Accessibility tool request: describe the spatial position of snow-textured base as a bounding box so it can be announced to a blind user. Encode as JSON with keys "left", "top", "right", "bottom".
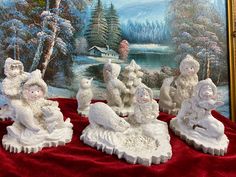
{"left": 2, "top": 120, "right": 73, "bottom": 153}
{"left": 80, "top": 122, "right": 172, "bottom": 166}
{"left": 170, "top": 118, "right": 229, "bottom": 155}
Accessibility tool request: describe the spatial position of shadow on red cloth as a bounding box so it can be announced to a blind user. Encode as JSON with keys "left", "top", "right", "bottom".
{"left": 0, "top": 98, "right": 236, "bottom": 177}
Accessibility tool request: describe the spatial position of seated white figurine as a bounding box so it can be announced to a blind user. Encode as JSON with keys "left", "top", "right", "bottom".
{"left": 170, "top": 78, "right": 229, "bottom": 155}
{"left": 1, "top": 58, "right": 29, "bottom": 120}
{"left": 159, "top": 54, "right": 199, "bottom": 114}
{"left": 81, "top": 84, "right": 172, "bottom": 166}
{"left": 76, "top": 78, "right": 93, "bottom": 117}
{"left": 2, "top": 70, "right": 73, "bottom": 153}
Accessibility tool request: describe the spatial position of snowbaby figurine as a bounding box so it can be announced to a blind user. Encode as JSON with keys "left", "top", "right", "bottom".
{"left": 159, "top": 54, "right": 199, "bottom": 114}
{"left": 76, "top": 78, "right": 93, "bottom": 116}
{"left": 133, "top": 84, "right": 159, "bottom": 124}
{"left": 176, "top": 78, "right": 224, "bottom": 138}
{"left": 81, "top": 84, "right": 172, "bottom": 165}
{"left": 131, "top": 84, "right": 168, "bottom": 140}
{"left": 170, "top": 78, "right": 229, "bottom": 155}
{"left": 173, "top": 54, "right": 200, "bottom": 108}
{"left": 2, "top": 58, "right": 28, "bottom": 100}
{"left": 103, "top": 59, "right": 129, "bottom": 112}
{"left": 1, "top": 58, "right": 29, "bottom": 120}
{"left": 2, "top": 70, "right": 73, "bottom": 153}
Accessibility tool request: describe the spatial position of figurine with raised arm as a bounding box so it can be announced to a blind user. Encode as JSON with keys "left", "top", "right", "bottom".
{"left": 2, "top": 70, "right": 73, "bottom": 153}
{"left": 170, "top": 78, "right": 229, "bottom": 155}
{"left": 76, "top": 78, "right": 93, "bottom": 117}
{"left": 103, "top": 59, "right": 129, "bottom": 113}
{"left": 1, "top": 58, "right": 29, "bottom": 120}
{"left": 159, "top": 54, "right": 199, "bottom": 114}
{"left": 81, "top": 84, "right": 172, "bottom": 166}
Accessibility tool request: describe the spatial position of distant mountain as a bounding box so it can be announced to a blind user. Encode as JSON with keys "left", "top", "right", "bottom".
{"left": 117, "top": 1, "right": 169, "bottom": 23}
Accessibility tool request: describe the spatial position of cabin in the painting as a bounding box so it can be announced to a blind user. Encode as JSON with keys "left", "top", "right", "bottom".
{"left": 88, "top": 46, "right": 119, "bottom": 59}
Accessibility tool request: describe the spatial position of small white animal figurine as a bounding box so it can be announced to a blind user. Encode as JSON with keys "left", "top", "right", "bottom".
{"left": 2, "top": 69, "right": 73, "bottom": 153}
{"left": 1, "top": 58, "right": 29, "bottom": 119}
{"left": 170, "top": 78, "right": 229, "bottom": 156}
{"left": 81, "top": 85, "right": 172, "bottom": 166}
{"left": 103, "top": 59, "right": 129, "bottom": 112}
{"left": 76, "top": 78, "right": 93, "bottom": 117}
{"left": 88, "top": 102, "right": 130, "bottom": 132}
{"left": 159, "top": 54, "right": 199, "bottom": 114}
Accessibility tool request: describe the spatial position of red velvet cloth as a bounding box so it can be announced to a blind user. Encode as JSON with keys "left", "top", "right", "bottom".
{"left": 0, "top": 98, "right": 236, "bottom": 177}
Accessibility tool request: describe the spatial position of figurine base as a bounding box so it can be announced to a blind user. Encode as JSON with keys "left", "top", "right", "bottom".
{"left": 170, "top": 118, "right": 229, "bottom": 155}
{"left": 2, "top": 119, "right": 73, "bottom": 153}
{"left": 80, "top": 120, "right": 172, "bottom": 166}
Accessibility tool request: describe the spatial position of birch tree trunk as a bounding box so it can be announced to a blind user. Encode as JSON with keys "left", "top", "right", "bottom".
{"left": 41, "top": 0, "right": 61, "bottom": 77}
{"left": 29, "top": 0, "right": 50, "bottom": 72}
{"left": 205, "top": 57, "right": 211, "bottom": 78}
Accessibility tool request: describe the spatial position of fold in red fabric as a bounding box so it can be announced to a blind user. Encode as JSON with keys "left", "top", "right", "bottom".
{"left": 0, "top": 98, "right": 236, "bottom": 177}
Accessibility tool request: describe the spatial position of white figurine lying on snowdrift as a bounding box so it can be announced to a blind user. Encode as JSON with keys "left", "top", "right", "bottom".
{"left": 170, "top": 78, "right": 229, "bottom": 155}
{"left": 80, "top": 84, "right": 172, "bottom": 166}
{"left": 2, "top": 70, "right": 73, "bottom": 153}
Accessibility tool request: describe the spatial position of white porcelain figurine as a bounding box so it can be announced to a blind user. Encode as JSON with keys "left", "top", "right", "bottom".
{"left": 170, "top": 78, "right": 229, "bottom": 155}
{"left": 159, "top": 54, "right": 199, "bottom": 114}
{"left": 2, "top": 70, "right": 73, "bottom": 153}
{"left": 120, "top": 59, "right": 144, "bottom": 116}
{"left": 103, "top": 59, "right": 129, "bottom": 113}
{"left": 1, "top": 58, "right": 29, "bottom": 120}
{"left": 76, "top": 78, "right": 93, "bottom": 117}
{"left": 81, "top": 84, "right": 172, "bottom": 166}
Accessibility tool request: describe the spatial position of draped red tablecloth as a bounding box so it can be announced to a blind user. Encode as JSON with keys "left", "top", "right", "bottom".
{"left": 0, "top": 98, "right": 236, "bottom": 177}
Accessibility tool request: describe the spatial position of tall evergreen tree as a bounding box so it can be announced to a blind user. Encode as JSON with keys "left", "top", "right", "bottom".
{"left": 86, "top": 0, "right": 107, "bottom": 47}
{"left": 106, "top": 3, "right": 121, "bottom": 51}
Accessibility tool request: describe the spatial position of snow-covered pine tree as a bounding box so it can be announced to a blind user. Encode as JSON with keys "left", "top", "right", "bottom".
{"left": 85, "top": 0, "right": 108, "bottom": 48}
{"left": 0, "top": 3, "right": 30, "bottom": 61}
{"left": 121, "top": 60, "right": 143, "bottom": 107}
{"left": 105, "top": 3, "right": 121, "bottom": 51}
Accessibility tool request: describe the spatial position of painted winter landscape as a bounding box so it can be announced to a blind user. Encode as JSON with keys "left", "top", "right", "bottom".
{"left": 0, "top": 0, "right": 230, "bottom": 117}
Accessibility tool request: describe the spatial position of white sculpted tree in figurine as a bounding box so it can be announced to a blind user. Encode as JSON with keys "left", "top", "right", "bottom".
{"left": 81, "top": 84, "right": 172, "bottom": 166}
{"left": 121, "top": 59, "right": 143, "bottom": 115}
{"left": 1, "top": 58, "right": 29, "bottom": 120}
{"left": 103, "top": 59, "right": 129, "bottom": 114}
{"left": 2, "top": 70, "right": 73, "bottom": 153}
{"left": 170, "top": 78, "right": 229, "bottom": 155}
{"left": 76, "top": 78, "right": 93, "bottom": 116}
{"left": 159, "top": 54, "right": 200, "bottom": 114}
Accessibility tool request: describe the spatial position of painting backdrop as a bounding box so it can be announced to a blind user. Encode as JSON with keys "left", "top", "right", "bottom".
{"left": 0, "top": 0, "right": 230, "bottom": 117}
